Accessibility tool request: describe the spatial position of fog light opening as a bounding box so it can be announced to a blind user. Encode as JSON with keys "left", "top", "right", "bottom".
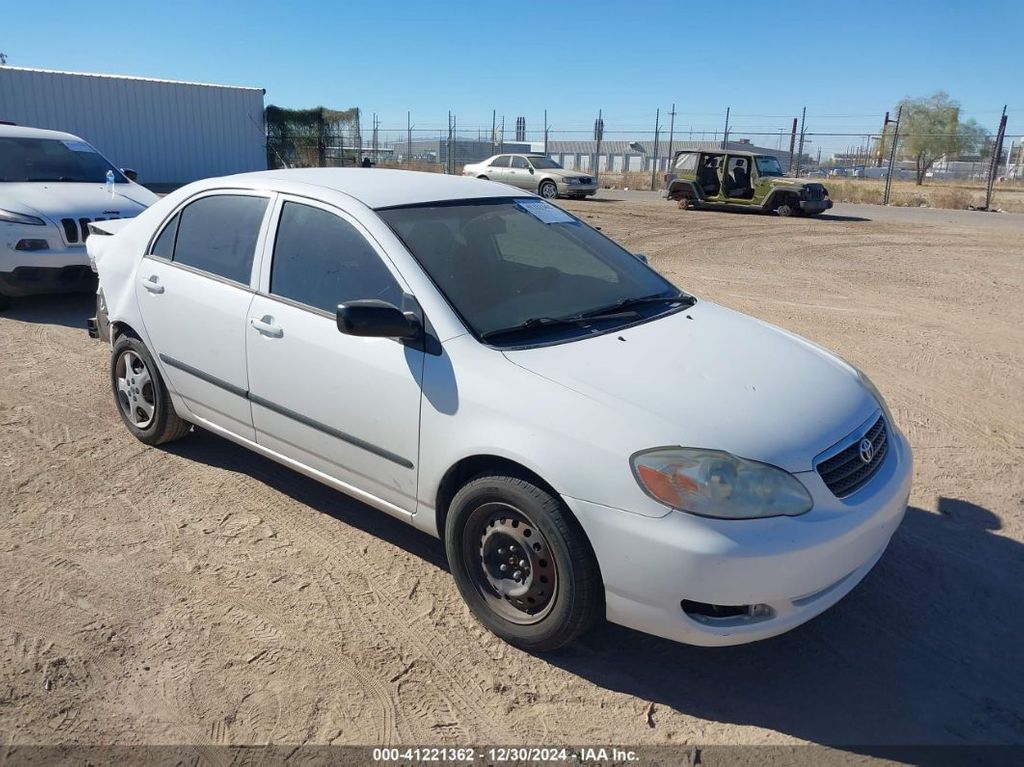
{"left": 15, "top": 239, "right": 49, "bottom": 251}
{"left": 681, "top": 600, "right": 775, "bottom": 624}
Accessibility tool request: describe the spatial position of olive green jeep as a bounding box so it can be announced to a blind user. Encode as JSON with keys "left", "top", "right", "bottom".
{"left": 663, "top": 149, "right": 832, "bottom": 216}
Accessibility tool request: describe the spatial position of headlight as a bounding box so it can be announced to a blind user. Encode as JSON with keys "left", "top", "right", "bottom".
{"left": 0, "top": 209, "right": 46, "bottom": 226}
{"left": 631, "top": 448, "right": 813, "bottom": 519}
{"left": 564, "top": 177, "right": 580, "bottom": 184}
{"left": 857, "top": 370, "right": 895, "bottom": 427}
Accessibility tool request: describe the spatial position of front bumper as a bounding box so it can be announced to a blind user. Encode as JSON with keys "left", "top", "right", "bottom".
{"left": 1, "top": 239, "right": 94, "bottom": 296}
{"left": 565, "top": 427, "right": 912, "bottom": 646}
{"left": 557, "top": 182, "right": 598, "bottom": 197}
{"left": 799, "top": 198, "right": 833, "bottom": 213}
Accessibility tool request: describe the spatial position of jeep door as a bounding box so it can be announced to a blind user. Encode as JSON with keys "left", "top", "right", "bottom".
{"left": 245, "top": 196, "right": 423, "bottom": 514}
{"left": 135, "top": 191, "right": 273, "bottom": 440}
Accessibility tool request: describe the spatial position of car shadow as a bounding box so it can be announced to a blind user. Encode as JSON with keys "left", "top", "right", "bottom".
{"left": 1, "top": 291, "right": 95, "bottom": 331}
{"left": 159, "top": 429, "right": 1024, "bottom": 747}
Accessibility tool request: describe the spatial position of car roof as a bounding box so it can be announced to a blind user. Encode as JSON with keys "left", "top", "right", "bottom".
{"left": 0, "top": 124, "right": 85, "bottom": 142}
{"left": 226, "top": 168, "right": 524, "bottom": 209}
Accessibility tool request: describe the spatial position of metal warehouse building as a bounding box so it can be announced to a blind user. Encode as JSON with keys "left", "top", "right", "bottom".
{"left": 0, "top": 66, "right": 267, "bottom": 185}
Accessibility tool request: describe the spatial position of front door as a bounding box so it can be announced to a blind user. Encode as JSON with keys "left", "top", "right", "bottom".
{"left": 135, "top": 191, "right": 272, "bottom": 440}
{"left": 507, "top": 155, "right": 534, "bottom": 190}
{"left": 245, "top": 197, "right": 424, "bottom": 514}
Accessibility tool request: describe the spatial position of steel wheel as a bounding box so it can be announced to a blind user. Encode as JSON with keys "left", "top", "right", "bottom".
{"left": 115, "top": 349, "right": 156, "bottom": 429}
{"left": 539, "top": 181, "right": 558, "bottom": 199}
{"left": 463, "top": 501, "right": 558, "bottom": 625}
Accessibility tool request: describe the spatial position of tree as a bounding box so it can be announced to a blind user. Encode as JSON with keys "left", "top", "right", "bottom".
{"left": 894, "top": 92, "right": 988, "bottom": 185}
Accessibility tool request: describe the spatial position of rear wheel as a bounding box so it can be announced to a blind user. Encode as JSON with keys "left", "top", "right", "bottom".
{"left": 445, "top": 474, "right": 603, "bottom": 651}
{"left": 539, "top": 180, "right": 558, "bottom": 199}
{"left": 678, "top": 197, "right": 694, "bottom": 210}
{"left": 111, "top": 335, "right": 191, "bottom": 446}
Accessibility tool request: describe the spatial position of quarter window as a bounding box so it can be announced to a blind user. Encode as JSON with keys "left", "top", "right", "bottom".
{"left": 171, "top": 195, "right": 268, "bottom": 284}
{"left": 270, "top": 202, "right": 403, "bottom": 313}
{"left": 150, "top": 212, "right": 180, "bottom": 259}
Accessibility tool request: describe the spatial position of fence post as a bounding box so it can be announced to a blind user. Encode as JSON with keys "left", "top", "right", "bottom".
{"left": 794, "top": 106, "right": 806, "bottom": 178}
{"left": 883, "top": 106, "right": 902, "bottom": 205}
{"left": 650, "top": 108, "right": 661, "bottom": 190}
{"left": 985, "top": 106, "right": 1008, "bottom": 210}
{"left": 721, "top": 107, "right": 730, "bottom": 150}
{"left": 667, "top": 103, "right": 676, "bottom": 173}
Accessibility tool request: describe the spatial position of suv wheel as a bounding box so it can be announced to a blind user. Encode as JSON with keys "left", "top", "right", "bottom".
{"left": 445, "top": 474, "right": 603, "bottom": 651}
{"left": 539, "top": 180, "right": 558, "bottom": 199}
{"left": 111, "top": 335, "right": 191, "bottom": 445}
{"left": 775, "top": 197, "right": 798, "bottom": 217}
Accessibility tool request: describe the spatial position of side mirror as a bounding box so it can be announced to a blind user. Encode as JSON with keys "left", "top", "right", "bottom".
{"left": 634, "top": 253, "right": 649, "bottom": 264}
{"left": 528, "top": 167, "right": 535, "bottom": 174}
{"left": 122, "top": 168, "right": 138, "bottom": 182}
{"left": 337, "top": 300, "right": 421, "bottom": 340}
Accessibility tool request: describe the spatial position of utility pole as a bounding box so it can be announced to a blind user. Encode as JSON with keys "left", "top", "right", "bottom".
{"left": 721, "top": 107, "right": 730, "bottom": 150}
{"left": 883, "top": 106, "right": 902, "bottom": 205}
{"left": 650, "top": 108, "right": 661, "bottom": 190}
{"left": 794, "top": 106, "right": 806, "bottom": 178}
{"left": 666, "top": 103, "right": 677, "bottom": 170}
{"left": 544, "top": 109, "right": 549, "bottom": 155}
{"left": 876, "top": 112, "right": 890, "bottom": 166}
{"left": 500, "top": 115, "right": 505, "bottom": 153}
{"left": 491, "top": 110, "right": 497, "bottom": 155}
{"left": 985, "top": 105, "right": 1008, "bottom": 210}
{"left": 787, "top": 118, "right": 797, "bottom": 174}
{"left": 372, "top": 112, "right": 379, "bottom": 163}
{"left": 407, "top": 111, "right": 412, "bottom": 166}
{"left": 594, "top": 109, "right": 604, "bottom": 182}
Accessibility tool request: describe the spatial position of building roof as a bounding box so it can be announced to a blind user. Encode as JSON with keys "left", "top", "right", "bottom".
{"left": 0, "top": 65, "right": 264, "bottom": 92}
{"left": 229, "top": 168, "right": 522, "bottom": 209}
{"left": 545, "top": 139, "right": 787, "bottom": 156}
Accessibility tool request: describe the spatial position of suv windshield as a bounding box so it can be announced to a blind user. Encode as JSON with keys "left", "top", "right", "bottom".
{"left": 0, "top": 137, "right": 126, "bottom": 183}
{"left": 380, "top": 198, "right": 691, "bottom": 345}
{"left": 527, "top": 157, "right": 561, "bottom": 170}
{"left": 754, "top": 155, "right": 784, "bottom": 177}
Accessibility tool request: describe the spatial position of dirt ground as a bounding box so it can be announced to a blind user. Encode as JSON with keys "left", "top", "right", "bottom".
{"left": 1, "top": 196, "right": 1022, "bottom": 753}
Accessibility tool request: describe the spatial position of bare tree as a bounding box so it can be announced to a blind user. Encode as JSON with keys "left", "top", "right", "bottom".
{"left": 895, "top": 92, "right": 988, "bottom": 185}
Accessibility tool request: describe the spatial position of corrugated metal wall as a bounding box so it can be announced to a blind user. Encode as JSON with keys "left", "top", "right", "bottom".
{"left": 0, "top": 67, "right": 267, "bottom": 185}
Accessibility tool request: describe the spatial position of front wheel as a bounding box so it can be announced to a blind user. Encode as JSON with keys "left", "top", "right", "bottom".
{"left": 111, "top": 335, "right": 191, "bottom": 445}
{"left": 538, "top": 180, "right": 558, "bottom": 199}
{"left": 445, "top": 474, "right": 603, "bottom": 651}
{"left": 775, "top": 198, "right": 797, "bottom": 217}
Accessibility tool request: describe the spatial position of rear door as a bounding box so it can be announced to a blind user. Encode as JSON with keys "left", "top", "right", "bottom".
{"left": 245, "top": 196, "right": 424, "bottom": 514}
{"left": 135, "top": 191, "right": 273, "bottom": 439}
{"left": 486, "top": 155, "right": 511, "bottom": 181}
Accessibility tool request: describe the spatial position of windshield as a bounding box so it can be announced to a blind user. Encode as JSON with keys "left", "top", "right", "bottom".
{"left": 527, "top": 157, "right": 562, "bottom": 170}
{"left": 755, "top": 155, "right": 784, "bottom": 177}
{"left": 379, "top": 198, "right": 689, "bottom": 345}
{"left": 0, "top": 137, "right": 126, "bottom": 183}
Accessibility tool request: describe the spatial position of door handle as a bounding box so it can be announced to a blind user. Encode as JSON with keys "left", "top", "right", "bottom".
{"left": 250, "top": 316, "right": 283, "bottom": 338}
{"left": 140, "top": 275, "right": 164, "bottom": 294}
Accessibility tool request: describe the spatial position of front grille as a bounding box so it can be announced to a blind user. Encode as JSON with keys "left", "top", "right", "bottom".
{"left": 804, "top": 185, "right": 825, "bottom": 201}
{"left": 816, "top": 416, "right": 888, "bottom": 498}
{"left": 61, "top": 218, "right": 80, "bottom": 243}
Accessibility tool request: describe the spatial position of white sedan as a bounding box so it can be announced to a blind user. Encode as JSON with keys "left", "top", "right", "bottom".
{"left": 0, "top": 124, "right": 158, "bottom": 309}
{"left": 89, "top": 168, "right": 911, "bottom": 651}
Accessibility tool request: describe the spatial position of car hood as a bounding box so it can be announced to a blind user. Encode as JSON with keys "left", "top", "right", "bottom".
{"left": 502, "top": 301, "right": 878, "bottom": 473}
{"left": 0, "top": 182, "right": 157, "bottom": 223}
{"left": 545, "top": 168, "right": 593, "bottom": 180}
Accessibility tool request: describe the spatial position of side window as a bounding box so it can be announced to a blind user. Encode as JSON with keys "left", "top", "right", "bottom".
{"left": 674, "top": 153, "right": 698, "bottom": 172}
{"left": 510, "top": 156, "right": 529, "bottom": 169}
{"left": 489, "top": 156, "right": 510, "bottom": 168}
{"left": 150, "top": 212, "right": 180, "bottom": 258}
{"left": 270, "top": 202, "right": 403, "bottom": 314}
{"left": 172, "top": 195, "right": 268, "bottom": 284}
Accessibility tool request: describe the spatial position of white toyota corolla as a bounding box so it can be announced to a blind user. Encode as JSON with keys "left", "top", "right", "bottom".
{"left": 88, "top": 169, "right": 912, "bottom": 651}
{"left": 0, "top": 124, "right": 158, "bottom": 309}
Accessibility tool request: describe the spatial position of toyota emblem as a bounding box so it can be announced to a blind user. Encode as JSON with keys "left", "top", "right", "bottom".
{"left": 858, "top": 438, "right": 874, "bottom": 464}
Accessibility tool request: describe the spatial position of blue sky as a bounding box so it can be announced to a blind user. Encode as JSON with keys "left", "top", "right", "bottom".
{"left": 3, "top": 0, "right": 1022, "bottom": 153}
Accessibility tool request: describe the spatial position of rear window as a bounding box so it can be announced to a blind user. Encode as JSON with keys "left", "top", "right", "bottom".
{"left": 171, "top": 195, "right": 268, "bottom": 284}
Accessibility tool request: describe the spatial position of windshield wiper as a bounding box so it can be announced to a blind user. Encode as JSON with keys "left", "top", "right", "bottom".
{"left": 576, "top": 292, "right": 695, "bottom": 318}
{"left": 480, "top": 311, "right": 639, "bottom": 342}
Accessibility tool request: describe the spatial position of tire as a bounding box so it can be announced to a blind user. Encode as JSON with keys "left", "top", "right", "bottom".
{"left": 775, "top": 198, "right": 797, "bottom": 217}
{"left": 111, "top": 334, "right": 191, "bottom": 446}
{"left": 538, "top": 180, "right": 558, "bottom": 199}
{"left": 677, "top": 197, "right": 693, "bottom": 210}
{"left": 445, "top": 474, "right": 603, "bottom": 652}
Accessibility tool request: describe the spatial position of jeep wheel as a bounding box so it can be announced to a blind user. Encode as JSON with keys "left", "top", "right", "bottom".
{"left": 775, "top": 198, "right": 797, "bottom": 217}
{"left": 677, "top": 197, "right": 693, "bottom": 210}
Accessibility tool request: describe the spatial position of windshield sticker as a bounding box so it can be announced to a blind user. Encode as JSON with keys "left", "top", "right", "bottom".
{"left": 62, "top": 140, "right": 97, "bottom": 153}
{"left": 516, "top": 199, "right": 575, "bottom": 224}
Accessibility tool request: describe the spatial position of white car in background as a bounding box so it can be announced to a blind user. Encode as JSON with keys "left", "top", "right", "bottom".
{"left": 462, "top": 154, "right": 598, "bottom": 199}
{"left": 88, "top": 168, "right": 911, "bottom": 651}
{"left": 0, "top": 124, "right": 158, "bottom": 310}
